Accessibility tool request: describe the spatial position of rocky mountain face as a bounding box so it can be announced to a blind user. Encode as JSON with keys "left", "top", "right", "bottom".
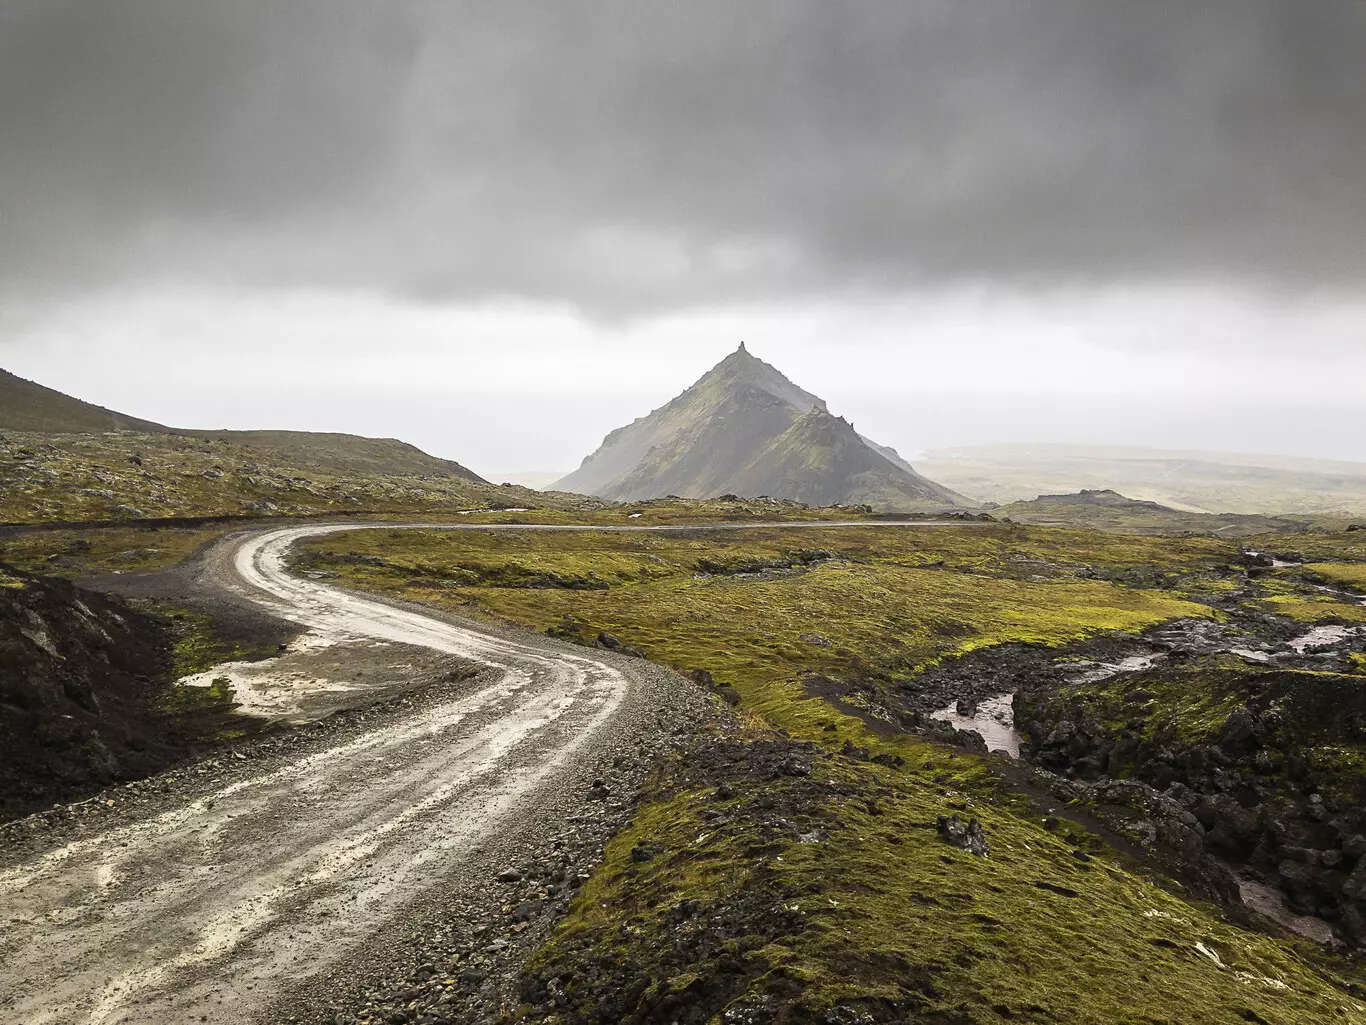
{"left": 554, "top": 345, "right": 968, "bottom": 510}
{"left": 0, "top": 367, "right": 485, "bottom": 481}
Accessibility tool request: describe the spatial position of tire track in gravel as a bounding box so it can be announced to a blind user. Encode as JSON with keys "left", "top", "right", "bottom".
{"left": 0, "top": 518, "right": 973, "bottom": 1024}
{"left": 0, "top": 524, "right": 630, "bottom": 1025}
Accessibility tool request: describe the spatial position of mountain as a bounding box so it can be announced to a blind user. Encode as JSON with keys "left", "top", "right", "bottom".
{"left": 0, "top": 368, "right": 485, "bottom": 481}
{"left": 554, "top": 345, "right": 968, "bottom": 509}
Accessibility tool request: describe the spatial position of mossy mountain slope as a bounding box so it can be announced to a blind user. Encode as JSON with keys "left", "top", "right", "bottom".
{"left": 0, "top": 368, "right": 170, "bottom": 435}
{"left": 0, "top": 367, "right": 485, "bottom": 481}
{"left": 553, "top": 345, "right": 967, "bottom": 510}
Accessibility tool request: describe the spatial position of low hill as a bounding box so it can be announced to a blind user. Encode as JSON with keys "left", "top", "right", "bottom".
{"left": 178, "top": 430, "right": 482, "bottom": 479}
{"left": 0, "top": 430, "right": 557, "bottom": 525}
{"left": 0, "top": 367, "right": 484, "bottom": 482}
{"left": 919, "top": 443, "right": 1366, "bottom": 517}
{"left": 555, "top": 345, "right": 967, "bottom": 510}
{"left": 998, "top": 488, "right": 1307, "bottom": 536}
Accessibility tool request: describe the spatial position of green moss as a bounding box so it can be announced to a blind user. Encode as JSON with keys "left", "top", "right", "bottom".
{"left": 297, "top": 524, "right": 1217, "bottom": 760}
{"left": 1305, "top": 562, "right": 1366, "bottom": 591}
{"left": 540, "top": 747, "right": 1366, "bottom": 1023}
{"left": 0, "top": 524, "right": 231, "bottom": 577}
{"left": 301, "top": 518, "right": 1366, "bottom": 1020}
{"left": 159, "top": 674, "right": 240, "bottom": 716}
{"left": 146, "top": 604, "right": 276, "bottom": 679}
{"left": 1252, "top": 594, "right": 1366, "bottom": 624}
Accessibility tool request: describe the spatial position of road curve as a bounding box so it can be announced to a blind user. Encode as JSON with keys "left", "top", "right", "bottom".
{"left": 0, "top": 518, "right": 976, "bottom": 1024}
{"left": 0, "top": 523, "right": 635, "bottom": 1025}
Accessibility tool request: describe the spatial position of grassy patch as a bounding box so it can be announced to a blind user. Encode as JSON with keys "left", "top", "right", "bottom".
{"left": 155, "top": 605, "right": 263, "bottom": 678}
{"left": 0, "top": 429, "right": 565, "bottom": 524}
{"left": 1252, "top": 594, "right": 1366, "bottom": 624}
{"left": 1305, "top": 562, "right": 1366, "bottom": 592}
{"left": 290, "top": 519, "right": 1366, "bottom": 1020}
{"left": 0, "top": 524, "right": 231, "bottom": 577}
{"left": 294, "top": 523, "right": 1219, "bottom": 762}
{"left": 535, "top": 737, "right": 1366, "bottom": 1023}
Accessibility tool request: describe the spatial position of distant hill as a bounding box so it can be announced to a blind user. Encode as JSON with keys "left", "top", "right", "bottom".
{"left": 0, "top": 368, "right": 484, "bottom": 482}
{"left": 489, "top": 470, "right": 570, "bottom": 490}
{"left": 997, "top": 489, "right": 1306, "bottom": 537}
{"left": 918, "top": 443, "right": 1366, "bottom": 517}
{"left": 554, "top": 345, "right": 967, "bottom": 510}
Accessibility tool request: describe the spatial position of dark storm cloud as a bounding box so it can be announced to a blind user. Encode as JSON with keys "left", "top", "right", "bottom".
{"left": 2, "top": 0, "right": 1364, "bottom": 310}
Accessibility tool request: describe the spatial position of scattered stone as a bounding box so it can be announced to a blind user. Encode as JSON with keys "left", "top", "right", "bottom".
{"left": 937, "top": 814, "right": 990, "bottom": 857}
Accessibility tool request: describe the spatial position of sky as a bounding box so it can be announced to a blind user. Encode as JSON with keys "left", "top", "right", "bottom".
{"left": 1, "top": 1, "right": 1364, "bottom": 477}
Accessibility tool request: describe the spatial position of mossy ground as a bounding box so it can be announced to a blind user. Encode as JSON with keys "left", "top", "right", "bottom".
{"left": 294, "top": 518, "right": 1366, "bottom": 1022}
{"left": 1305, "top": 563, "right": 1366, "bottom": 592}
{"left": 541, "top": 738, "right": 1365, "bottom": 1024}
{"left": 293, "top": 522, "right": 1225, "bottom": 766}
{"left": 1016, "top": 658, "right": 1366, "bottom": 798}
{"left": 0, "top": 524, "right": 233, "bottom": 577}
{"left": 138, "top": 603, "right": 283, "bottom": 724}
{"left": 1251, "top": 594, "right": 1366, "bottom": 624}
{"left": 0, "top": 429, "right": 564, "bottom": 524}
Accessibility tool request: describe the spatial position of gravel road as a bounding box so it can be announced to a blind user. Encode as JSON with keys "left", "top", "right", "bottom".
{"left": 0, "top": 518, "right": 973, "bottom": 1024}
{"left": 0, "top": 523, "right": 715, "bottom": 1025}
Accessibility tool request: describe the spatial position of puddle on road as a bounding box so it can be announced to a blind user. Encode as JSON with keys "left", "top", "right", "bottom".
{"left": 930, "top": 693, "right": 1022, "bottom": 757}
{"left": 176, "top": 632, "right": 449, "bottom": 721}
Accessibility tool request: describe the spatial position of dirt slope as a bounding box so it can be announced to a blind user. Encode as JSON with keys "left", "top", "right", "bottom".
{"left": 0, "top": 564, "right": 177, "bottom": 817}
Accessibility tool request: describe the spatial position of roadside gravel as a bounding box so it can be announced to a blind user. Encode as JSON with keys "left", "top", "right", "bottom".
{"left": 0, "top": 524, "right": 727, "bottom": 1025}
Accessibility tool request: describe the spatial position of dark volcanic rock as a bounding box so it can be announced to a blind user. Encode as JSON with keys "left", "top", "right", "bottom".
{"left": 937, "top": 814, "right": 990, "bottom": 857}
{"left": 0, "top": 564, "right": 178, "bottom": 818}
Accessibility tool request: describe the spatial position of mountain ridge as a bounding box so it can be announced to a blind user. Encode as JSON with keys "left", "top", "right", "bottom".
{"left": 554, "top": 345, "right": 968, "bottom": 509}
{"left": 0, "top": 367, "right": 486, "bottom": 481}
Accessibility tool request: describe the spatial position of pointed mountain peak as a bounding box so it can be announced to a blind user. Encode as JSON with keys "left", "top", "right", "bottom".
{"left": 697, "top": 344, "right": 828, "bottom": 411}
{"left": 717, "top": 341, "right": 761, "bottom": 371}
{"left": 552, "top": 346, "right": 970, "bottom": 510}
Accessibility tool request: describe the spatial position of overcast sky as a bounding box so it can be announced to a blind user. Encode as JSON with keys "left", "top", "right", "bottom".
{"left": 2, "top": 0, "right": 1364, "bottom": 475}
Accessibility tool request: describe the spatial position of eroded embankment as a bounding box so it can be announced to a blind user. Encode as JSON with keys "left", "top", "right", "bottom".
{"left": 0, "top": 564, "right": 186, "bottom": 819}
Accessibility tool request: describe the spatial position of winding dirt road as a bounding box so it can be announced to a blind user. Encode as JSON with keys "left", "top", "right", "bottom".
{"left": 0, "top": 518, "right": 971, "bottom": 1024}
{"left": 0, "top": 523, "right": 652, "bottom": 1025}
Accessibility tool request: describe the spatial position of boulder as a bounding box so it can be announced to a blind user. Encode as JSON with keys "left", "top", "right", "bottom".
{"left": 937, "top": 814, "right": 989, "bottom": 857}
